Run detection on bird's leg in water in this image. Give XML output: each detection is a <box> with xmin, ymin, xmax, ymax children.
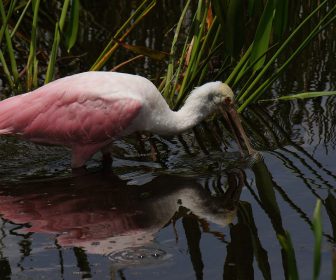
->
<box><xmin>139</xmin><ymin>132</ymin><xmax>160</xmax><ymax>162</ymax></box>
<box><xmin>102</xmin><ymin>153</ymin><xmax>113</xmax><ymax>166</ymax></box>
<box><xmin>148</xmin><ymin>137</ymin><xmax>160</xmax><ymax>162</ymax></box>
<box><xmin>101</xmin><ymin>146</ymin><xmax>113</xmax><ymax>169</ymax></box>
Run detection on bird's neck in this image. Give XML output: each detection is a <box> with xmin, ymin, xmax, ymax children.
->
<box><xmin>149</xmin><ymin>96</ymin><xmax>212</xmax><ymax>135</ymax></box>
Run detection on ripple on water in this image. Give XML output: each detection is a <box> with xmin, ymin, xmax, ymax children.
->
<box><xmin>0</xmin><ymin>135</ymin><xmax>252</xmax><ymax>184</ymax></box>
<box><xmin>107</xmin><ymin>247</ymin><xmax>169</xmax><ymax>266</ymax></box>
<box><xmin>0</xmin><ymin>137</ymin><xmax>72</xmax><ymax>182</ymax></box>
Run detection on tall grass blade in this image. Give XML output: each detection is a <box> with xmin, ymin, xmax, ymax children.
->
<box><xmin>27</xmin><ymin>0</ymin><xmax>40</xmax><ymax>90</ymax></box>
<box><xmin>332</xmin><ymin>248</ymin><xmax>336</xmax><ymax>280</ymax></box>
<box><xmin>325</xmin><ymin>193</ymin><xmax>336</xmax><ymax>240</ymax></box>
<box><xmin>45</xmin><ymin>22</ymin><xmax>60</xmax><ymax>84</ymax></box>
<box><xmin>238</xmin><ymin>202</ymin><xmax>272</xmax><ymax>280</ymax></box>
<box><xmin>190</xmin><ymin>16</ymin><xmax>218</xmax><ymax>85</ymax></box>
<box><xmin>247</xmin><ymin>0</ymin><xmax>263</xmax><ymax>16</ymax></box>
<box><xmin>10</xmin><ymin>0</ymin><xmax>32</xmax><ymax>38</ymax></box>
<box><xmin>65</xmin><ymin>0</ymin><xmax>79</xmax><ymax>52</ymax></box>
<box><xmin>90</xmin><ymin>0</ymin><xmax>156</xmax><ymax>71</ymax></box>
<box><xmin>45</xmin><ymin>0</ymin><xmax>72</xmax><ymax>83</ymax></box>
<box><xmin>252</xmin><ymin>159</ymin><xmax>283</xmax><ymax>229</ymax></box>
<box><xmin>164</xmin><ymin>32</ymin><xmax>190</xmax><ymax>103</ymax></box>
<box><xmin>90</xmin><ymin>0</ymin><xmax>151</xmax><ymax>70</ymax></box>
<box><xmin>251</xmin><ymin>159</ymin><xmax>298</xmax><ymax>278</ymax></box>
<box><xmin>0</xmin><ymin>0</ymin><xmax>14</xmax><ymax>45</ymax></box>
<box><xmin>225</xmin><ymin>222</ymin><xmax>254</xmax><ymax>279</ymax></box>
<box><xmin>234</xmin><ymin>43</ymin><xmax>278</xmax><ymax>91</ymax></box>
<box><xmin>210</xmin><ymin>0</ymin><xmax>225</xmax><ymax>28</ymax></box>
<box><xmin>33</xmin><ymin>56</ymin><xmax>38</xmax><ymax>87</ymax></box>
<box><xmin>176</xmin><ymin>1</ymin><xmax>210</xmax><ymax>106</ymax></box>
<box><xmin>277</xmin><ymin>232</ymin><xmax>299</xmax><ymax>280</ymax></box>
<box><xmin>225</xmin><ymin>44</ymin><xmax>252</xmax><ymax>86</ymax></box>
<box><xmin>224</xmin><ymin>0</ymin><xmax>244</xmax><ymax>57</ymax></box>
<box><xmin>59</xmin><ymin>0</ymin><xmax>71</xmax><ymax>29</ymax></box>
<box><xmin>110</xmin><ymin>55</ymin><xmax>144</xmax><ymax>72</ymax></box>
<box><xmin>261</xmin><ymin>91</ymin><xmax>336</xmax><ymax>102</ymax></box>
<box><xmin>115</xmin><ymin>41</ymin><xmax>167</xmax><ymax>60</ymax></box>
<box><xmin>163</xmin><ymin>0</ymin><xmax>191</xmax><ymax>99</ymax></box>
<box><xmin>312</xmin><ymin>199</ymin><xmax>322</xmax><ymax>280</ymax></box>
<box><xmin>249</xmin><ymin>0</ymin><xmax>275</xmax><ymax>71</ymax></box>
<box><xmin>238</xmin><ymin>0</ymin><xmax>329</xmax><ymax>106</ymax></box>
<box><xmin>238</xmin><ymin>3</ymin><xmax>336</xmax><ymax>111</ymax></box>
<box><xmin>0</xmin><ymin>50</ymin><xmax>14</xmax><ymax>88</ymax></box>
<box><xmin>273</xmin><ymin>0</ymin><xmax>288</xmax><ymax>38</ymax></box>
<box><xmin>197</xmin><ymin>21</ymin><xmax>222</xmax><ymax>84</ymax></box>
<box><xmin>0</xmin><ymin>0</ymin><xmax>19</xmax><ymax>85</ymax></box>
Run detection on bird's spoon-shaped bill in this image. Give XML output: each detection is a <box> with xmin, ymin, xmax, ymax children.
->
<box><xmin>220</xmin><ymin>105</ymin><xmax>257</xmax><ymax>157</ymax></box>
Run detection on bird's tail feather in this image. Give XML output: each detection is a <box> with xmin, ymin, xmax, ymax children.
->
<box><xmin>0</xmin><ymin>129</ymin><xmax>11</xmax><ymax>135</ymax></box>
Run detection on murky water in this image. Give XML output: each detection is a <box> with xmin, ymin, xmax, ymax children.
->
<box><xmin>0</xmin><ymin>2</ymin><xmax>336</xmax><ymax>280</ymax></box>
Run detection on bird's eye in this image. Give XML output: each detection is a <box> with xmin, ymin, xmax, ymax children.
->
<box><xmin>224</xmin><ymin>97</ymin><xmax>232</xmax><ymax>105</ymax></box>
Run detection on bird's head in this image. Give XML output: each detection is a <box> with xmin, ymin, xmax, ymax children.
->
<box><xmin>189</xmin><ymin>81</ymin><xmax>234</xmax><ymax>110</ymax></box>
<box><xmin>210</xmin><ymin>82</ymin><xmax>235</xmax><ymax>107</ymax></box>
<box><xmin>189</xmin><ymin>81</ymin><xmax>255</xmax><ymax>156</ymax></box>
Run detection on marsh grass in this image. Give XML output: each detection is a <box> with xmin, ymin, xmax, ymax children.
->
<box><xmin>160</xmin><ymin>0</ymin><xmax>336</xmax><ymax>111</ymax></box>
<box><xmin>0</xmin><ymin>0</ymin><xmax>158</xmax><ymax>93</ymax></box>
<box><xmin>1</xmin><ymin>0</ymin><xmax>335</xmax><ymax>105</ymax></box>
<box><xmin>90</xmin><ymin>0</ymin><xmax>156</xmax><ymax>71</ymax></box>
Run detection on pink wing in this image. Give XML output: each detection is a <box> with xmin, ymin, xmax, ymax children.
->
<box><xmin>0</xmin><ymin>91</ymin><xmax>142</xmax><ymax>144</ymax></box>
<box><xmin>0</xmin><ymin>86</ymin><xmax>142</xmax><ymax>167</ymax></box>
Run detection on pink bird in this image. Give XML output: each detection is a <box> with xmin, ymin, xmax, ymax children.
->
<box><xmin>0</xmin><ymin>72</ymin><xmax>254</xmax><ymax>168</ymax></box>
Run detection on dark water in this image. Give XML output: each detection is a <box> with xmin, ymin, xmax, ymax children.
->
<box><xmin>0</xmin><ymin>2</ymin><xmax>336</xmax><ymax>280</ymax></box>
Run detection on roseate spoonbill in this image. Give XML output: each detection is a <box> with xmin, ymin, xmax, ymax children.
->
<box><xmin>0</xmin><ymin>72</ymin><xmax>254</xmax><ymax>168</ymax></box>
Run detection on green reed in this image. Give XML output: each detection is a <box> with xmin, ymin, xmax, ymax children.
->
<box><xmin>277</xmin><ymin>200</ymin><xmax>325</xmax><ymax>280</ymax></box>
<box><xmin>26</xmin><ymin>0</ymin><xmax>40</xmax><ymax>90</ymax></box>
<box><xmin>0</xmin><ymin>0</ymin><xmax>19</xmax><ymax>88</ymax></box>
<box><xmin>1</xmin><ymin>0</ymin><xmax>334</xmax><ymax>108</ymax></box>
<box><xmin>0</xmin><ymin>0</ymin><xmax>155</xmax><ymax>91</ymax></box>
<box><xmin>236</xmin><ymin>2</ymin><xmax>336</xmax><ymax>112</ymax></box>
<box><xmin>154</xmin><ymin>0</ymin><xmax>336</xmax><ymax>111</ymax></box>
<box><xmin>45</xmin><ymin>0</ymin><xmax>79</xmax><ymax>84</ymax></box>
<box><xmin>90</xmin><ymin>0</ymin><xmax>156</xmax><ymax>71</ymax></box>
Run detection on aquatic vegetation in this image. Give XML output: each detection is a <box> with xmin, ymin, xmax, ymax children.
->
<box><xmin>1</xmin><ymin>0</ymin><xmax>335</xmax><ymax>106</ymax></box>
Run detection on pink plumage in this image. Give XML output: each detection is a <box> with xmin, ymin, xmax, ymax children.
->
<box><xmin>0</xmin><ymin>72</ymin><xmax>143</xmax><ymax>167</ymax></box>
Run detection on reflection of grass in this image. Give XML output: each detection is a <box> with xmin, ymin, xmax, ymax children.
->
<box><xmin>228</xmin><ymin>189</ymin><xmax>332</xmax><ymax>279</ymax></box>
<box><xmin>247</xmin><ymin>156</ymin><xmax>336</xmax><ymax>279</ymax></box>
<box><xmin>237</xmin><ymin>201</ymin><xmax>271</xmax><ymax>280</ymax></box>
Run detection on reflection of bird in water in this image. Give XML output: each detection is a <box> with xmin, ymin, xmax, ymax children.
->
<box><xmin>0</xmin><ymin>170</ymin><xmax>244</xmax><ymax>260</ymax></box>
<box><xmin>0</xmin><ymin>72</ymin><xmax>254</xmax><ymax>168</ymax></box>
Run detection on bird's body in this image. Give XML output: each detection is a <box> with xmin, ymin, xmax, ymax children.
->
<box><xmin>0</xmin><ymin>72</ymin><xmax>251</xmax><ymax>168</ymax></box>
